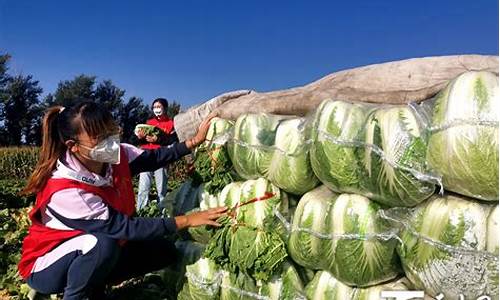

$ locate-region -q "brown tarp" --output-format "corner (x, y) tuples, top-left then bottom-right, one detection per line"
(174, 55), (498, 141)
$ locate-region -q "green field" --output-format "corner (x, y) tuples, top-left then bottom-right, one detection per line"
(0, 147), (189, 299)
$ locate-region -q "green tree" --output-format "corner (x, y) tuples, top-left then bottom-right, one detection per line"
(94, 80), (125, 119)
(25, 102), (46, 145)
(166, 100), (181, 118)
(27, 94), (54, 146)
(41, 75), (145, 143)
(0, 54), (12, 145)
(0, 54), (11, 99)
(52, 74), (96, 106)
(1, 75), (43, 145)
(118, 96), (150, 144)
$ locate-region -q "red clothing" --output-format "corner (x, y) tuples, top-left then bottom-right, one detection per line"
(18, 147), (135, 279)
(141, 115), (175, 150)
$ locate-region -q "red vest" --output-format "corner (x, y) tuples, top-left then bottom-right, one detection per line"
(141, 115), (174, 150)
(18, 147), (135, 279)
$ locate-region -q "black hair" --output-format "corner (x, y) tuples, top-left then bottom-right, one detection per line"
(151, 98), (169, 112)
(58, 100), (118, 142)
(23, 100), (118, 194)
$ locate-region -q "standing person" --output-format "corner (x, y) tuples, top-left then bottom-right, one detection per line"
(18, 101), (225, 300)
(135, 98), (177, 215)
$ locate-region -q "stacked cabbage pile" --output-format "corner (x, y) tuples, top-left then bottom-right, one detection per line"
(174, 71), (498, 300)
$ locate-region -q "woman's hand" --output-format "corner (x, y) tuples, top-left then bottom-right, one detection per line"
(135, 128), (146, 139)
(174, 207), (227, 230)
(186, 112), (218, 149)
(145, 135), (158, 143)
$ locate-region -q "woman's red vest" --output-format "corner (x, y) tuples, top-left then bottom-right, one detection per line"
(18, 147), (135, 279)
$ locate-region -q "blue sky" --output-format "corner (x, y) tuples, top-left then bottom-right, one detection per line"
(0, 0), (498, 108)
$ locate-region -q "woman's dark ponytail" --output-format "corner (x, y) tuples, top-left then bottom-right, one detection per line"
(22, 106), (66, 195)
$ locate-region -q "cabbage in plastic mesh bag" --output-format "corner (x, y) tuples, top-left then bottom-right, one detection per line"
(305, 271), (430, 300)
(228, 113), (284, 179)
(310, 99), (437, 207)
(220, 262), (306, 300)
(380, 194), (499, 299)
(267, 118), (319, 195)
(424, 71), (499, 201)
(287, 185), (401, 287)
(228, 114), (318, 195)
(178, 257), (221, 300)
(179, 258), (306, 300)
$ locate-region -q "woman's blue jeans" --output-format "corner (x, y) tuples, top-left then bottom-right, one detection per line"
(137, 167), (168, 213)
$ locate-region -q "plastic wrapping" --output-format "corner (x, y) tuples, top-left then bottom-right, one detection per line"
(380, 194), (499, 299)
(178, 70), (499, 299)
(305, 272), (431, 300)
(227, 114), (319, 195)
(183, 71), (498, 204)
(267, 118), (320, 195)
(225, 72), (499, 204)
(228, 114), (284, 179)
(220, 262), (306, 300)
(309, 99), (438, 207)
(179, 258), (306, 300)
(487, 205), (499, 254)
(178, 257), (221, 300)
(161, 240), (206, 298)
(287, 185), (401, 287)
(421, 71), (499, 201)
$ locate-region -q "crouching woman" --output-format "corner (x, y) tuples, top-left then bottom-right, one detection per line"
(17, 101), (225, 300)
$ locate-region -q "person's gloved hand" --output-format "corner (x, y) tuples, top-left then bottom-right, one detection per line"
(174, 207), (227, 229)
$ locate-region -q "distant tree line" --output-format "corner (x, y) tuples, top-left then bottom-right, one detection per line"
(0, 53), (180, 146)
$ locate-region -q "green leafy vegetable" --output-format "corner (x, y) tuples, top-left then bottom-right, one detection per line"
(204, 178), (289, 282)
(288, 185), (401, 287)
(310, 99), (435, 207)
(135, 124), (160, 136)
(193, 118), (235, 195)
(426, 71), (499, 200)
(392, 194), (498, 299)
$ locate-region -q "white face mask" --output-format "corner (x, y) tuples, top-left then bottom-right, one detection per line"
(79, 134), (121, 164)
(153, 108), (163, 116)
